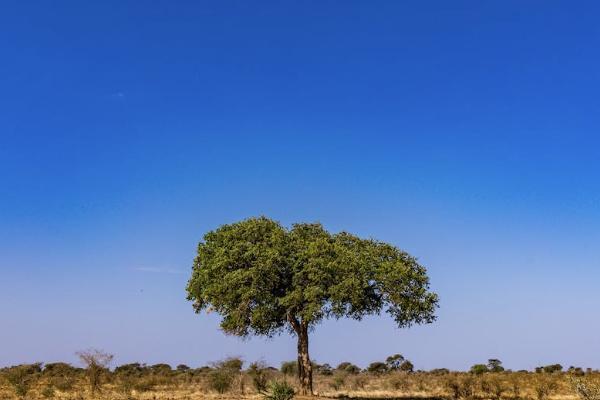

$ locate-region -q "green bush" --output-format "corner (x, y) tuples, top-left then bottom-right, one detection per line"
(208, 368), (234, 394)
(470, 364), (489, 375)
(336, 362), (361, 375)
(248, 362), (269, 394)
(367, 362), (388, 374)
(264, 380), (295, 400)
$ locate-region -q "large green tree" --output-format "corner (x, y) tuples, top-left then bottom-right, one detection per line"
(186, 217), (438, 394)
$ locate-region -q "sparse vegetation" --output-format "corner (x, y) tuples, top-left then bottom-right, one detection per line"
(0, 356), (596, 400)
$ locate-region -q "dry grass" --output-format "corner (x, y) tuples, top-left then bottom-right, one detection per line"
(1, 369), (596, 400)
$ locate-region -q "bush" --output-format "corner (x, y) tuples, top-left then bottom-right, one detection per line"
(330, 373), (347, 391)
(488, 359), (505, 373)
(571, 377), (600, 400)
(387, 373), (409, 391)
(367, 362), (388, 374)
(280, 361), (298, 376)
(218, 357), (243, 372)
(41, 385), (55, 399)
(470, 364), (489, 375)
(533, 375), (559, 400)
(208, 368), (234, 394)
(248, 361), (269, 394)
(316, 363), (333, 376)
(264, 380), (295, 400)
(445, 374), (475, 400)
(149, 363), (172, 375)
(430, 368), (450, 375)
(400, 360), (415, 373)
(386, 354), (405, 370)
(76, 349), (113, 394)
(337, 362), (361, 375)
(2, 364), (42, 399)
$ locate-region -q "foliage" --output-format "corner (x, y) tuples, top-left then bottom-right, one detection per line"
(264, 380), (295, 400)
(316, 363), (333, 376)
(76, 349), (113, 394)
(149, 363), (173, 375)
(488, 359), (505, 373)
(367, 362), (389, 374)
(187, 217), (438, 334)
(336, 362), (361, 375)
(400, 360), (415, 373)
(208, 368), (235, 394)
(386, 354), (405, 370)
(248, 361), (270, 394)
(280, 361), (298, 376)
(1, 363), (41, 399)
(470, 364), (489, 375)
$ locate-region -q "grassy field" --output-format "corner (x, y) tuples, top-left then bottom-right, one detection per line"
(2, 361), (599, 400)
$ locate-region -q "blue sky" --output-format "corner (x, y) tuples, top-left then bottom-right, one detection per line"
(1, 1), (600, 370)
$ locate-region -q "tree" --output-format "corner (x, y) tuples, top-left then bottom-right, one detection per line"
(186, 217), (439, 394)
(400, 360), (415, 373)
(76, 349), (113, 394)
(386, 354), (405, 370)
(367, 362), (389, 374)
(488, 359), (505, 373)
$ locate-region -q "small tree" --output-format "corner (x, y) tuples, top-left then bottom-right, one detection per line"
(400, 360), (414, 373)
(367, 362), (389, 374)
(76, 349), (113, 394)
(248, 361), (270, 394)
(488, 359), (505, 373)
(186, 217), (438, 394)
(336, 362), (361, 375)
(386, 354), (405, 370)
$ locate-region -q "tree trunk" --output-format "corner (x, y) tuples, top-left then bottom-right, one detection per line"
(296, 323), (313, 395)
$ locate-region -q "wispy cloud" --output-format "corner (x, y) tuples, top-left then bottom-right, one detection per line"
(134, 267), (187, 275)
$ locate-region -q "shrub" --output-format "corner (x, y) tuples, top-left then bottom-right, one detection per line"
(76, 349), (113, 394)
(446, 374), (475, 400)
(280, 361), (297, 376)
(114, 363), (147, 376)
(41, 385), (56, 399)
(149, 363), (172, 375)
(570, 377), (600, 400)
(387, 373), (409, 391)
(400, 360), (415, 373)
(208, 368), (234, 394)
(316, 363), (333, 376)
(264, 380), (295, 400)
(330, 373), (347, 391)
(470, 364), (489, 375)
(488, 359), (505, 373)
(351, 374), (368, 390)
(248, 362), (269, 394)
(337, 362), (361, 374)
(431, 368), (450, 375)
(218, 357), (243, 372)
(533, 375), (559, 400)
(386, 354), (405, 370)
(367, 362), (388, 374)
(2, 364), (42, 399)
